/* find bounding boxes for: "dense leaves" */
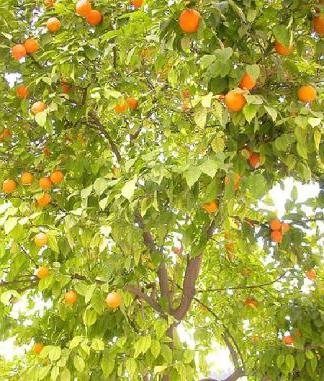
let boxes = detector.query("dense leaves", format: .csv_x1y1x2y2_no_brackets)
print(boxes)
0,0,323,380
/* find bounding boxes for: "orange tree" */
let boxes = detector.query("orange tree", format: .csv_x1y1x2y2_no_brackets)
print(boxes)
0,0,323,380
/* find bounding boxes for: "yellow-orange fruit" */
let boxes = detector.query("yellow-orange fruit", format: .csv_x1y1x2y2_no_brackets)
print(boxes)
36,266,49,279
202,200,218,213
270,219,282,231
305,268,316,281
126,97,138,110
106,291,122,308
36,193,52,207
2,179,17,194
16,85,29,99
271,230,282,243
114,102,128,113
313,14,324,35
31,101,47,114
179,9,201,33
131,0,144,8
39,177,52,190
281,222,290,233
47,17,61,32
33,343,44,354
283,335,294,345
11,44,27,60
244,297,258,308
21,172,34,185
61,82,71,94
239,73,256,90
224,90,246,112
248,153,261,169
297,85,317,103
76,0,92,16
44,0,55,7
86,10,102,25
274,41,292,56
64,290,77,304
225,173,240,191
34,232,48,247
24,38,39,54
50,170,64,184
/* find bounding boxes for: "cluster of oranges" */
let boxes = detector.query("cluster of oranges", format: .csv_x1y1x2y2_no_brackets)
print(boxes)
76,0,102,26
270,219,290,244
11,38,39,61
114,97,139,113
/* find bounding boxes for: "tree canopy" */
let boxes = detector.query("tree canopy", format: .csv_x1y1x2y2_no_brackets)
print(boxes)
0,0,323,380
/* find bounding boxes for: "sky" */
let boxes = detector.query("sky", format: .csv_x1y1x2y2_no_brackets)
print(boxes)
0,178,320,380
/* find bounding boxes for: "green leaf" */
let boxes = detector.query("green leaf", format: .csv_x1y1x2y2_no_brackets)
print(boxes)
94,178,109,196
245,174,267,198
243,103,257,123
91,338,105,351
246,64,260,80
286,354,295,372
264,105,277,121
121,177,137,200
194,107,207,128
73,355,85,372
4,217,18,234
59,368,71,381
83,308,97,326
125,358,137,377
101,350,115,376
273,25,290,47
35,111,47,127
199,160,218,178
183,166,202,188
150,340,161,359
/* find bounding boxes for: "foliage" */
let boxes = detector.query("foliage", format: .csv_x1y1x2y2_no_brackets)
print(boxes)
0,0,323,380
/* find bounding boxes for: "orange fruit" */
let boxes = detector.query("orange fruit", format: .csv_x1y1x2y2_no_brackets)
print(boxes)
39,177,52,190
61,82,71,94
16,85,29,99
297,85,317,103
114,102,128,113
305,268,316,281
76,0,92,16
270,219,282,231
126,97,138,110
131,0,144,8
239,72,256,90
1,128,12,139
11,44,27,60
274,41,292,56
281,222,290,233
24,38,39,54
36,266,49,279
225,242,235,252
44,0,55,7
240,146,252,158
86,10,102,25
31,101,47,114
2,179,17,194
202,200,218,213
248,153,261,169
179,9,201,33
64,290,77,304
106,291,122,309
182,89,190,98
313,14,324,35
34,232,48,247
43,147,51,156
224,90,246,112
172,247,183,255
47,17,61,32
244,297,258,308
271,230,282,243
50,170,64,184
36,193,52,207
225,173,240,191
21,172,34,185
33,343,44,354
283,335,294,346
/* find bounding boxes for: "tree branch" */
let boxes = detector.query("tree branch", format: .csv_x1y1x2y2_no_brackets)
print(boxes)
125,285,163,314
171,220,215,321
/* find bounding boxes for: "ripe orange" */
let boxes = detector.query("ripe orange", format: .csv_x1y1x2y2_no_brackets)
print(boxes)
64,290,77,304
281,222,290,233
31,101,47,114
50,170,64,184
21,172,34,185
179,9,201,33
86,10,102,25
106,291,122,309
283,335,294,346
76,0,92,16
239,73,256,90
297,85,317,103
36,193,52,207
2,179,17,194
33,343,44,354
47,17,61,32
24,38,39,54
61,82,71,94
172,246,183,255
16,85,29,99
274,41,292,56
305,268,316,281
225,173,240,191
271,230,282,243
34,232,48,248
202,200,218,213
11,44,27,60
248,153,261,169
182,89,190,98
36,266,49,279
270,219,281,231
114,102,128,113
39,177,52,190
126,97,138,110
131,0,144,8
244,297,258,308
224,90,246,112
313,14,324,35
0,128,12,140
225,242,235,252
44,0,55,7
